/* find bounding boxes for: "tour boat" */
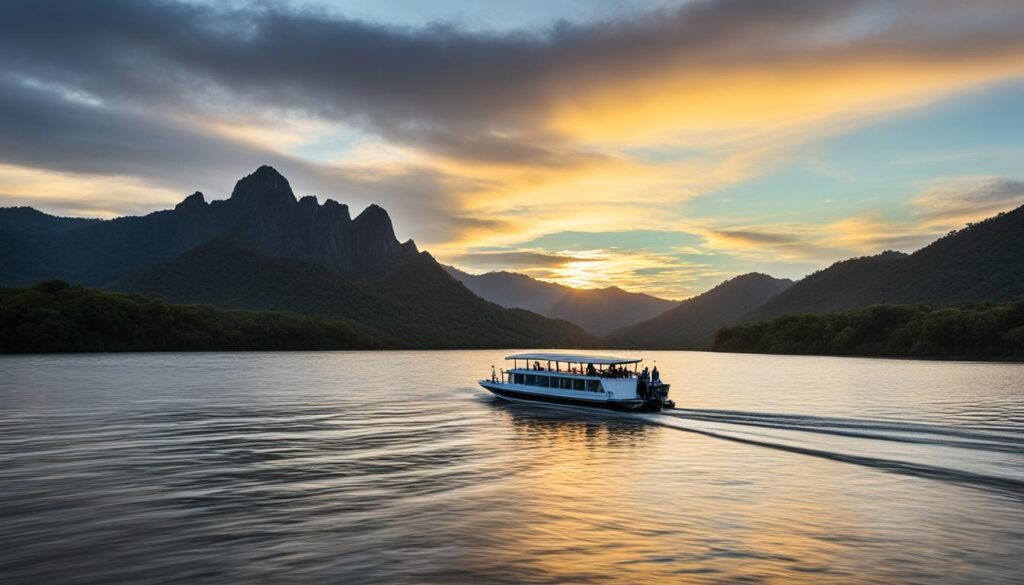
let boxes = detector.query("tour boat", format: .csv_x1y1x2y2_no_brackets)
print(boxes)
479,352,674,411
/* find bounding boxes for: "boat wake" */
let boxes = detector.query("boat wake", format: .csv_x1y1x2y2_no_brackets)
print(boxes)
633,408,1024,495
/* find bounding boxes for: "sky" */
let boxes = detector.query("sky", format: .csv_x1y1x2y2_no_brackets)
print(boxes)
1,0,1023,299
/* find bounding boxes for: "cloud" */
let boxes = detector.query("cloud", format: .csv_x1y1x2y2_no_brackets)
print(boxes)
712,230,802,246
2,0,1023,297
699,175,1024,266
912,176,1024,224
0,74,271,186
443,244,731,298
0,73,497,242
449,250,586,269
0,164,182,218
2,0,1022,158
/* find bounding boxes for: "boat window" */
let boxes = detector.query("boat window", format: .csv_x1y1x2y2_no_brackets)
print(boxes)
587,380,600,392
560,378,573,390
537,376,549,388
526,374,537,386
573,379,585,391
514,373,524,384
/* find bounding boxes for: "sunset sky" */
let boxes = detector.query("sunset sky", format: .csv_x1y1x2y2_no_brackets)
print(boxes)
1,0,1023,298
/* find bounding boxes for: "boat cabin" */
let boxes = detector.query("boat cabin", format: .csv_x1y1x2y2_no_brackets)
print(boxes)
480,352,672,411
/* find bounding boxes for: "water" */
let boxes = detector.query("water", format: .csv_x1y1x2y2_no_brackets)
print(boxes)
1,351,1023,584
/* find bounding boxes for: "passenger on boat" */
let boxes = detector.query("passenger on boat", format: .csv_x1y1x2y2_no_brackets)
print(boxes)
586,363,597,376
652,366,660,384
534,361,541,371
641,367,650,383
491,365,497,382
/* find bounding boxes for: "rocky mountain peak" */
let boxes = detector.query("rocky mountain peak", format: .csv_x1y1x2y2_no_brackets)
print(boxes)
321,198,351,222
229,165,295,210
353,204,396,237
175,191,207,211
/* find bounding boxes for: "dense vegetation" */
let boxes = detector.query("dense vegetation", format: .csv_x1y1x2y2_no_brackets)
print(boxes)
713,302,1024,360
0,281,379,353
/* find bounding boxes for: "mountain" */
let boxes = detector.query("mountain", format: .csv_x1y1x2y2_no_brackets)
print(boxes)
0,166,419,287
1,166,596,349
604,273,794,349
443,265,677,336
0,207,100,237
0,208,102,285
546,287,679,337
110,237,594,349
443,266,567,315
743,251,907,320
745,205,1024,321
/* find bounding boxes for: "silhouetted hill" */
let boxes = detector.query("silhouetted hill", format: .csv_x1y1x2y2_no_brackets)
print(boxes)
0,207,100,236
443,265,676,335
746,205,1024,321
443,266,566,314
0,208,102,285
744,251,906,320
605,273,794,349
0,166,418,286
114,241,595,349
0,280,377,353
548,286,678,337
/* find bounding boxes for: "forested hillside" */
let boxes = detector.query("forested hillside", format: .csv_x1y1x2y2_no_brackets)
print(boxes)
714,302,1024,360
113,241,595,349
0,281,378,353
746,205,1024,321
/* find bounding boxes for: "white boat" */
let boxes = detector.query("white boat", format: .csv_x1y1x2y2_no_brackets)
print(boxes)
479,352,674,411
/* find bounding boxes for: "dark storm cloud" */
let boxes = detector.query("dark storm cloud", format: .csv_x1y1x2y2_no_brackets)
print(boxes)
0,75,271,185
2,0,1022,165
0,74,477,241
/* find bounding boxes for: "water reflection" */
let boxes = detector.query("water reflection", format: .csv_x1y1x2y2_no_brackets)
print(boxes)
1,351,1023,584
490,398,652,445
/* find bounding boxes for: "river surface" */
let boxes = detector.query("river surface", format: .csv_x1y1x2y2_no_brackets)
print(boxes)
1,351,1023,584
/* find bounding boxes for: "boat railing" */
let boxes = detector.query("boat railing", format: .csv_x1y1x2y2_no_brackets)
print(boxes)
488,366,640,384
507,367,637,379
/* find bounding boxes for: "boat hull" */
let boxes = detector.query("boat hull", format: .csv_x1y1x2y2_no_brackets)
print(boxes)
479,381,646,411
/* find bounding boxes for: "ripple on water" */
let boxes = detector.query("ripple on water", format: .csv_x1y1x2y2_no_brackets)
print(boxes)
1,350,1023,584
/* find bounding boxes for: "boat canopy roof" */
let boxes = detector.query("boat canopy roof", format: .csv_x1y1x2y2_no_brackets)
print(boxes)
505,352,642,365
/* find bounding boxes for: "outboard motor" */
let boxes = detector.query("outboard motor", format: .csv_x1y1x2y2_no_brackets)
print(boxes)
637,379,673,411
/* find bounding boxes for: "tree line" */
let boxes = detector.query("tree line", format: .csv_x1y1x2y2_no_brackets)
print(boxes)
713,301,1024,360
0,281,379,353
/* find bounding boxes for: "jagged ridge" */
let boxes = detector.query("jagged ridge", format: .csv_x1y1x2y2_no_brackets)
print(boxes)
0,165,419,286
